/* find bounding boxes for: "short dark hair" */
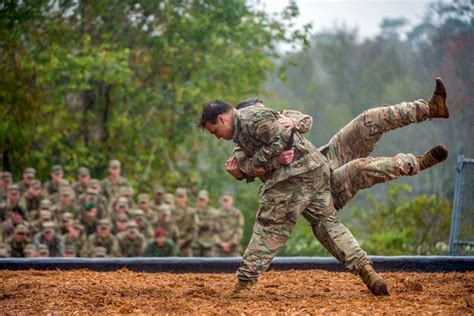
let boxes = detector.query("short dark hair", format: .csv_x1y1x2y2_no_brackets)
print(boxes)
198,99,233,128
235,97,264,110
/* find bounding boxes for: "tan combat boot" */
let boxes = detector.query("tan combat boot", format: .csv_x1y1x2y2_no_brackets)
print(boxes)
416,144,448,171
428,77,449,118
359,264,389,296
229,279,253,299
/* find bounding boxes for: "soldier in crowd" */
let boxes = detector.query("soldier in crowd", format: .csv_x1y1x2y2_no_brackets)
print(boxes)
130,209,154,239
63,244,77,257
150,185,165,211
2,205,31,241
214,193,244,257
193,190,218,257
15,167,36,195
52,187,78,220
111,197,129,221
80,202,100,235
73,167,91,197
0,243,11,257
79,188,107,219
59,212,74,235
155,205,180,246
33,221,64,257
20,180,44,217
0,171,13,204
163,193,175,209
62,220,86,257
137,193,157,225
36,243,50,257
101,159,130,201
112,213,129,235
117,221,146,257
24,243,36,257
91,246,108,258
144,227,176,257
1,185,25,221
31,209,54,235
84,218,119,257
43,165,64,196
7,224,30,257
173,188,198,257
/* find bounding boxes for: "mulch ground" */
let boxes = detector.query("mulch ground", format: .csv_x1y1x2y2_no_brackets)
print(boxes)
0,269,473,313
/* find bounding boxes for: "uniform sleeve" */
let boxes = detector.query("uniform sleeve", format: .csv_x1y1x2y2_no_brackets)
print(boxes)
281,110,313,134
233,146,256,182
251,118,290,170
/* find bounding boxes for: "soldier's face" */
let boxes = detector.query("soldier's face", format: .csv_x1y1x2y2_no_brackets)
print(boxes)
196,198,208,208
176,195,187,207
29,186,41,196
204,115,234,140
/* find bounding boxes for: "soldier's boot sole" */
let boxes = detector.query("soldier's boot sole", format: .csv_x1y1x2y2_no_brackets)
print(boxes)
428,77,449,118
416,144,448,171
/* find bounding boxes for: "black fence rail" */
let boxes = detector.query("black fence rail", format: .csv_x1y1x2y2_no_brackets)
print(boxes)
1,256,473,273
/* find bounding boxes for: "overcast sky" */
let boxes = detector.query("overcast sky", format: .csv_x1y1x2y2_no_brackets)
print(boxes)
258,0,433,39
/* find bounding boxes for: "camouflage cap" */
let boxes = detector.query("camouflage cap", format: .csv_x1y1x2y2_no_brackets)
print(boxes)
116,197,129,207
92,246,107,258
37,244,49,254
130,209,145,218
89,178,101,187
138,193,149,203
23,243,36,255
109,159,121,168
31,179,42,188
164,193,175,204
86,187,97,195
197,190,209,200
98,218,111,229
175,187,188,197
61,212,74,221
60,187,75,196
24,167,36,175
158,204,171,215
8,184,20,192
58,179,70,187
14,224,28,234
40,199,52,210
64,244,76,254
116,213,129,222
77,167,90,176
42,221,56,231
39,210,53,220
154,185,165,194
127,220,139,230
1,171,12,180
51,165,63,172
221,191,233,199
72,220,84,231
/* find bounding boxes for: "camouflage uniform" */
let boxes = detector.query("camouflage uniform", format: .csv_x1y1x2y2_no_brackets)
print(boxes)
214,204,244,257
155,205,181,246
117,222,147,257
101,177,130,202
232,107,371,282
193,190,219,257
173,189,198,257
84,231,119,257
33,222,64,257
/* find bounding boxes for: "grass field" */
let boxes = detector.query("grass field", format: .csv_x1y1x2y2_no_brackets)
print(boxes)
1,269,472,313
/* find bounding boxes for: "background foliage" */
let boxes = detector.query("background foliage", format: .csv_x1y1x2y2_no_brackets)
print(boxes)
1,0,472,255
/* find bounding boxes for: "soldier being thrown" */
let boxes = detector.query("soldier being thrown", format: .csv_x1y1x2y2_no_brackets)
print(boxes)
200,101,389,297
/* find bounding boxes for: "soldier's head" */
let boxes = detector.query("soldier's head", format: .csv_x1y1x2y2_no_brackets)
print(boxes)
77,167,91,185
68,221,83,239
8,184,20,203
61,212,74,229
119,186,134,201
0,243,11,258
235,98,265,109
155,227,168,246
11,205,25,223
86,188,99,203
84,202,97,219
108,159,121,178
64,244,77,258
24,243,36,258
126,221,139,239
138,194,150,210
40,199,52,211
42,221,56,241
28,180,42,197
164,193,175,207
23,167,36,185
220,193,234,209
158,205,172,222
51,165,64,182
92,246,107,258
88,179,102,193
37,244,49,257
97,219,111,238
14,224,28,242
59,187,75,206
115,213,129,232
196,190,209,208
199,99,234,140
154,185,165,203
1,171,12,189
115,197,129,214
175,188,188,207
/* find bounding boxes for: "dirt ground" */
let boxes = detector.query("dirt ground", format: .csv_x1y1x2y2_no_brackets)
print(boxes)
0,269,473,314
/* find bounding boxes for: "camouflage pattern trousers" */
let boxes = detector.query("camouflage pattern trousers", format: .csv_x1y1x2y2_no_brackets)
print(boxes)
237,164,371,282
322,99,430,209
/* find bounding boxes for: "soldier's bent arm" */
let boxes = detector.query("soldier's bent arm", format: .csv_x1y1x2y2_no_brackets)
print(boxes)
280,109,313,134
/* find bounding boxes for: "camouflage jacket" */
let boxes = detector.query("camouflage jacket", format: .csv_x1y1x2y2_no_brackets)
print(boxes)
232,107,325,193
117,232,147,257
172,206,198,247
215,206,244,248
100,176,130,201
195,206,219,248
85,233,119,257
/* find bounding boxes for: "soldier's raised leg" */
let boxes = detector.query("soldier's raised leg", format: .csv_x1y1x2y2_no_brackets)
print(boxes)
322,78,449,170
331,145,448,210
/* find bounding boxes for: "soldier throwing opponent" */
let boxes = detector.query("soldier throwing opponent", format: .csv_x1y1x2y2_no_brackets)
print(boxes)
199,78,449,298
